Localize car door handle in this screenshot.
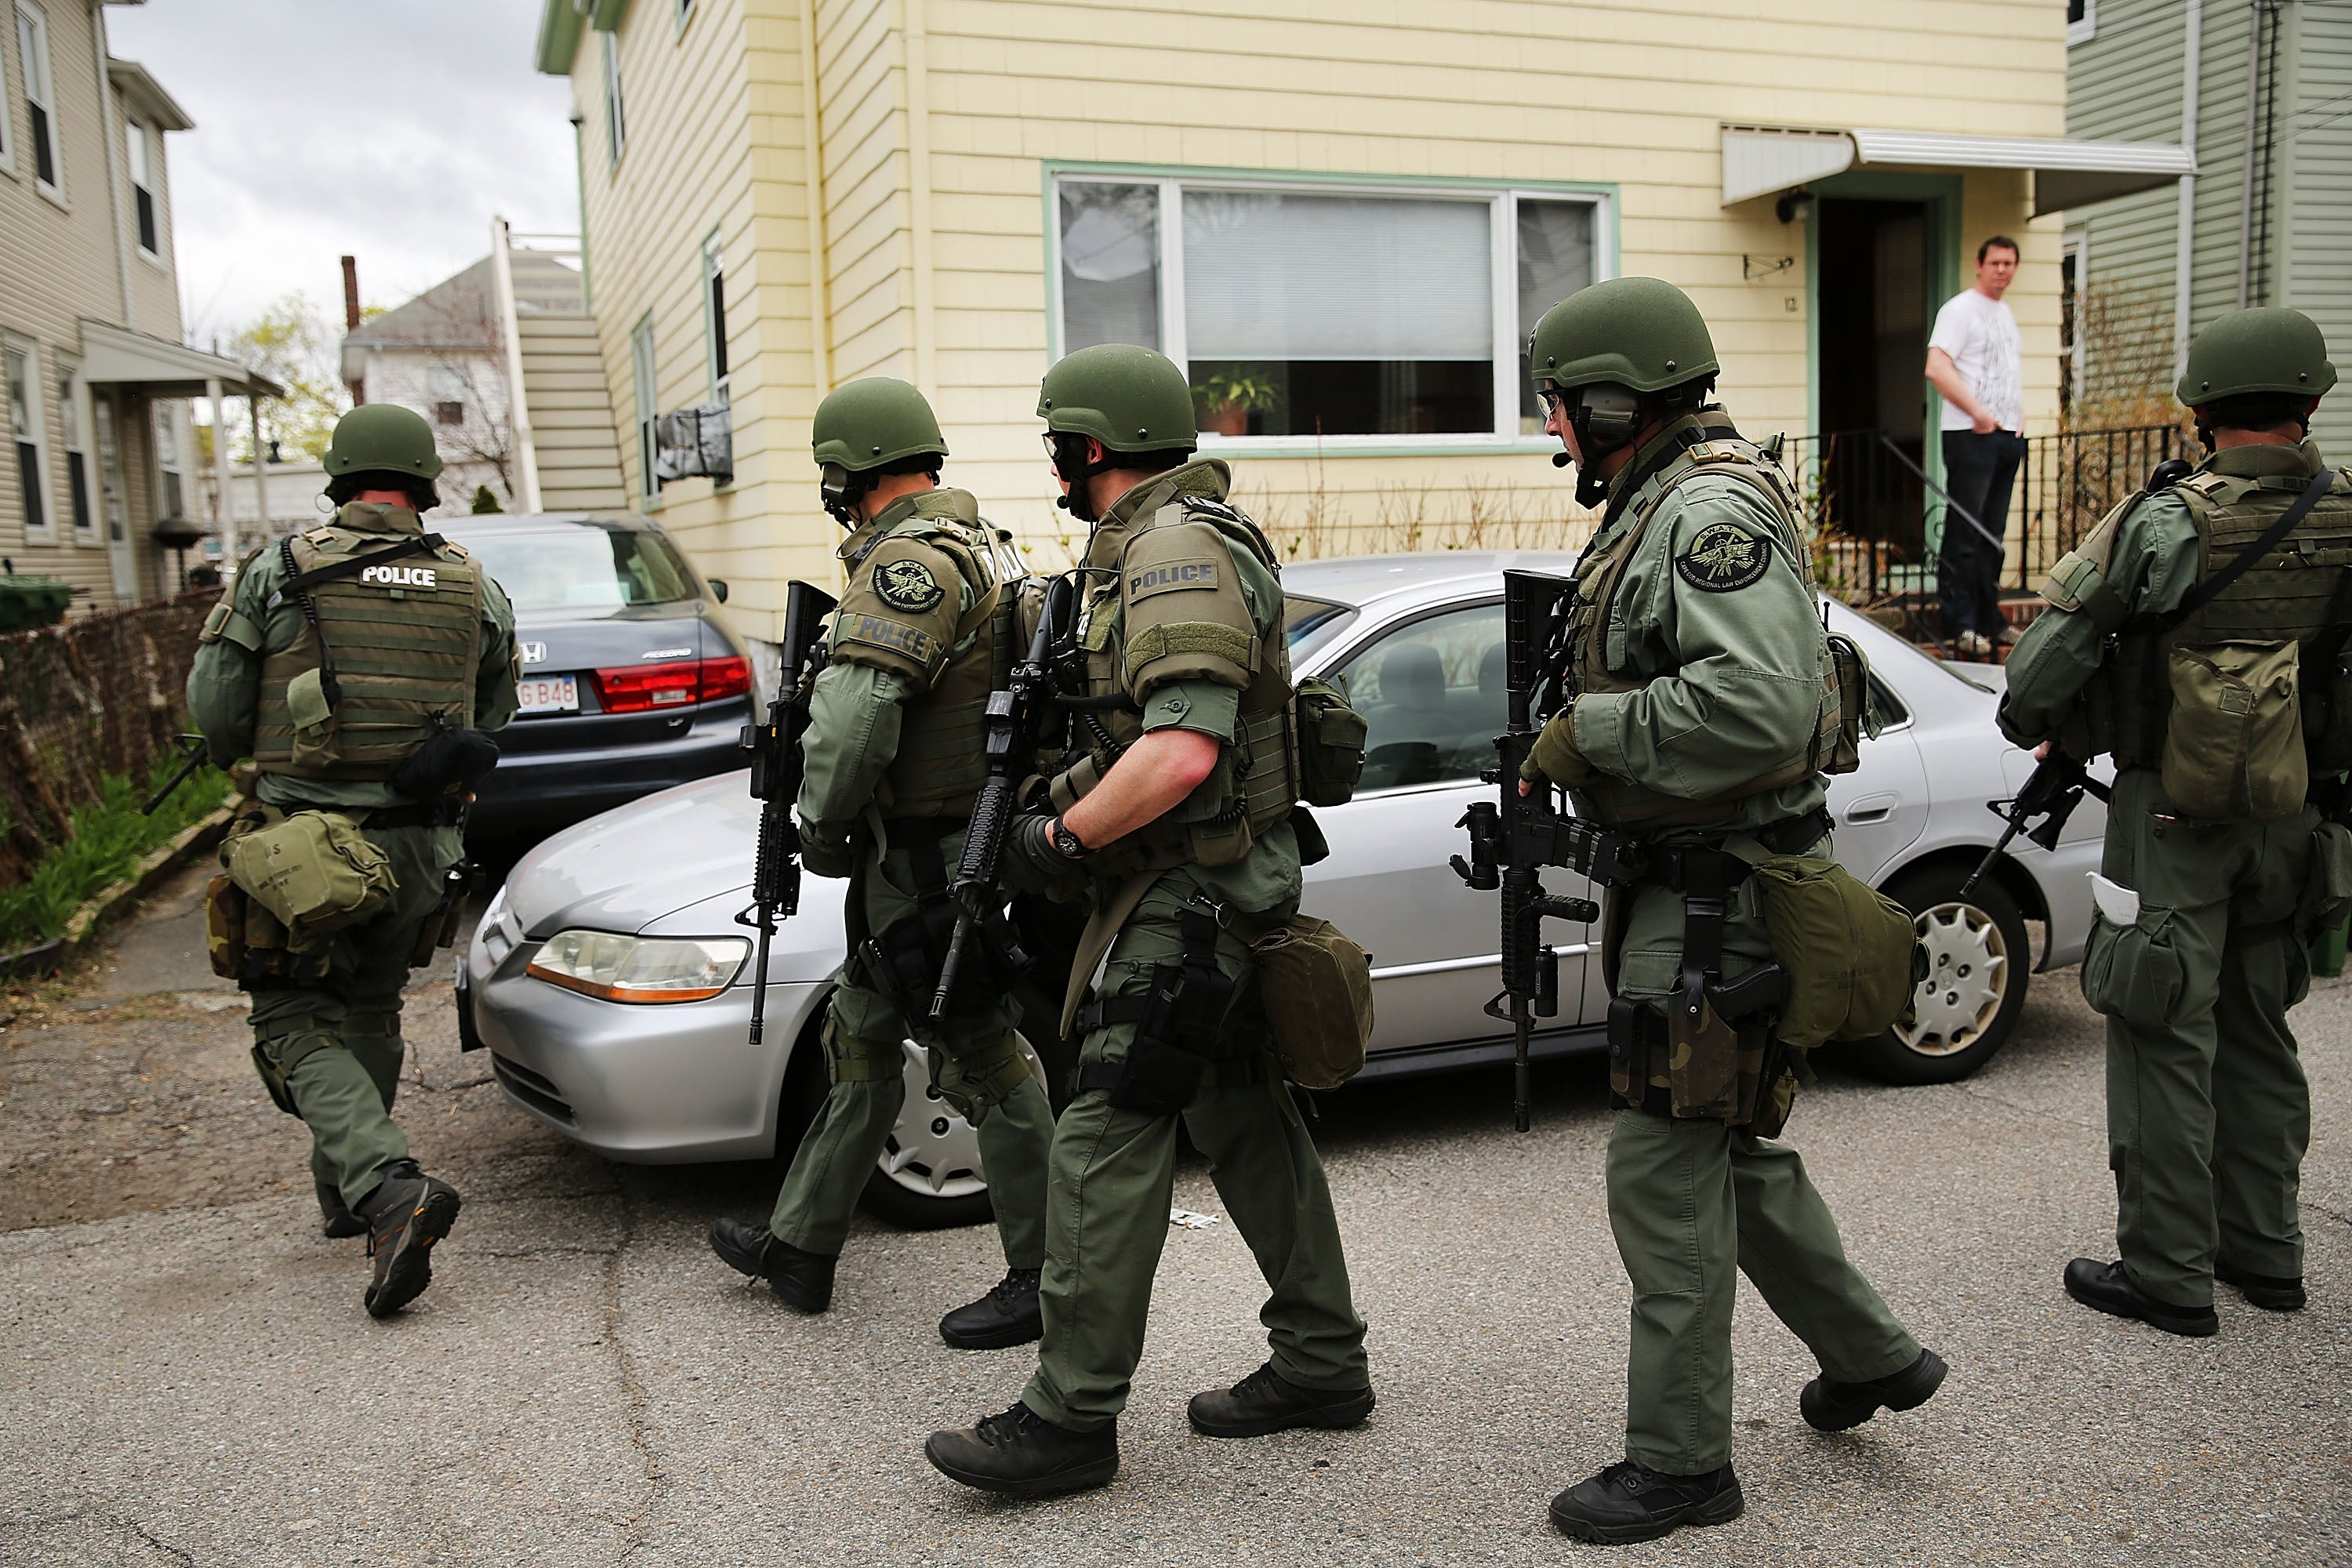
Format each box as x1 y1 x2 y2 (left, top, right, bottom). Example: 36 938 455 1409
1843 793 1898 826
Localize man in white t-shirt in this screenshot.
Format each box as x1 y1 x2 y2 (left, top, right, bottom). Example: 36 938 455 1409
1925 237 2024 657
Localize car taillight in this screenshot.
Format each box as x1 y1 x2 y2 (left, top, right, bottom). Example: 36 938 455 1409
591 655 750 713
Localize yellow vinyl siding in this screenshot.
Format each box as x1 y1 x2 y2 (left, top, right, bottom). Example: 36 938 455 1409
564 0 2069 637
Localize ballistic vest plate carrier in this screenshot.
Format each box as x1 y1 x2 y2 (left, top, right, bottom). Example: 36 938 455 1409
253 517 485 782
1566 423 1847 829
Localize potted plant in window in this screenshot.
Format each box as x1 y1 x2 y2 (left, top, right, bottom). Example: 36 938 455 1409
1192 368 1280 438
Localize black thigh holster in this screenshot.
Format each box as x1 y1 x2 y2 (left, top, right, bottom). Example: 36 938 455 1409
1068 908 1236 1116
848 818 1007 1047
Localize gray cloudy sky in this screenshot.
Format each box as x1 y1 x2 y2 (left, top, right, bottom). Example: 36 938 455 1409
106 0 579 343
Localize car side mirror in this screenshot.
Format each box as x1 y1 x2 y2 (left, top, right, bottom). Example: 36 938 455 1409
707 579 728 603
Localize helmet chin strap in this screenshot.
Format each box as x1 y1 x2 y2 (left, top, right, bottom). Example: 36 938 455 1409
819 462 868 527
1050 433 1107 523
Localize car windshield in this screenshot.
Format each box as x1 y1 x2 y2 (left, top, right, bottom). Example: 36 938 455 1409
460 524 700 616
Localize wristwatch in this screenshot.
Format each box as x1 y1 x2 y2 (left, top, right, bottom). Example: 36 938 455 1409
1047 816 1088 859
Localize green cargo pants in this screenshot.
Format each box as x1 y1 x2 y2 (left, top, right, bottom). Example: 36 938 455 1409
1607 854 1920 1475
246 821 462 1210
2082 768 2316 1308
768 822 1052 1269
1021 869 1369 1433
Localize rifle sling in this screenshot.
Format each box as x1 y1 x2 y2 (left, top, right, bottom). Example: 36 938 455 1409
2132 469 2334 761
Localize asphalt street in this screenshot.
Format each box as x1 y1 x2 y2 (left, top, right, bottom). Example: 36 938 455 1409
2 870 2346 1567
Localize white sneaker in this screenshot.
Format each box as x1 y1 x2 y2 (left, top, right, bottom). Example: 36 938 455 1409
1955 630 1994 659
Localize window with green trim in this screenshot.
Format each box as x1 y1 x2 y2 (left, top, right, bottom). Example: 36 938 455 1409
1053 173 1606 445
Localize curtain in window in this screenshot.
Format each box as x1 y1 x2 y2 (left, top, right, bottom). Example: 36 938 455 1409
1060 183 1160 352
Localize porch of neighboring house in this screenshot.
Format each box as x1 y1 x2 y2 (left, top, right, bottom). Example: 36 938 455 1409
489 221 627 516
66 321 281 601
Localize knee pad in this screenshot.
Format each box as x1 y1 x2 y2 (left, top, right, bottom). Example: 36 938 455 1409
933 1033 1033 1123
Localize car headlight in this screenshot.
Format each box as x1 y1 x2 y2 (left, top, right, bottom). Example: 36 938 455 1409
526 930 750 1004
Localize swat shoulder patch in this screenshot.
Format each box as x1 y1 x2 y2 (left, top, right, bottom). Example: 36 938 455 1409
872 558 945 613
1674 521 1770 594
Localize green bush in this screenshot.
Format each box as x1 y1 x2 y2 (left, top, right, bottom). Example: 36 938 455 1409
0 757 231 953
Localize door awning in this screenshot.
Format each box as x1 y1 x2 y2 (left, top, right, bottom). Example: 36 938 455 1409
75 321 284 399
1722 125 2197 217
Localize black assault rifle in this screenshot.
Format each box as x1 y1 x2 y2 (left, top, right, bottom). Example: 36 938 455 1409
929 573 1074 1021
1453 570 1648 1131
1957 749 2110 903
737 580 837 1049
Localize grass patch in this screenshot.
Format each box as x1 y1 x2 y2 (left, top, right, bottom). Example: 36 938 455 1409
0 757 231 953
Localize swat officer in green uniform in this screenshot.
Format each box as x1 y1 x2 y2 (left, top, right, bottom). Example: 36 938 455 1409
923 344 1372 1497
187 403 519 1318
705 377 1058 1349
2000 307 2340 1334
1516 279 1943 1544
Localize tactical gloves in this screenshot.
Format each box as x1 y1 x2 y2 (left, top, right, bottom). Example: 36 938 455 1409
1521 706 1592 787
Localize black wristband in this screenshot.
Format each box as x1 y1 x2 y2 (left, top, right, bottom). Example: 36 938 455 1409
1048 816 1087 859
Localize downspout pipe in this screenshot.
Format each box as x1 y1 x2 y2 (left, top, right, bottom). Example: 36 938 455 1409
2238 0 2266 310
2176 0 2203 372
491 216 545 513
89 2 135 332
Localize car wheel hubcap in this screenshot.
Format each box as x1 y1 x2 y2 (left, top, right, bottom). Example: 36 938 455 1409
1896 902 2008 1057
877 1036 1046 1200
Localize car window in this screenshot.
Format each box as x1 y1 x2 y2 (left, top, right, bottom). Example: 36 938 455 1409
1285 595 1356 663
1334 601 1505 791
1870 674 1909 728
461 524 699 615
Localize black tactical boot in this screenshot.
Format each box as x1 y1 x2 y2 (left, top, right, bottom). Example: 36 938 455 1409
706 1218 834 1313
355 1161 460 1319
316 1180 367 1240
2063 1258 2218 1338
924 1402 1118 1497
1549 1461 1744 1545
2216 1260 2306 1312
1799 1347 1948 1432
1187 1361 1376 1439
939 1268 1043 1349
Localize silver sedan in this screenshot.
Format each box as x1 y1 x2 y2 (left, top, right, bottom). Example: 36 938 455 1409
461 550 2103 1224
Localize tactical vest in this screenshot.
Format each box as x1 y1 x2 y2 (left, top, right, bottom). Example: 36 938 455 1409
2100 463 2352 777
253 518 485 782
840 494 1015 818
1566 426 1848 829
1059 492 1298 874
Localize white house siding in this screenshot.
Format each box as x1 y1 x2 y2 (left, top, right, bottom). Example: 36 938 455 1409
563 0 2067 638
2276 0 2352 456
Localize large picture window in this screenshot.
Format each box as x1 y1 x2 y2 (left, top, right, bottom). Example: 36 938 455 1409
1051 173 1607 446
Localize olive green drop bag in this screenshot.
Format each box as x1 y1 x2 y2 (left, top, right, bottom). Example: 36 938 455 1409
1745 855 1920 1051
1251 914 1374 1090
2161 639 2307 821
223 809 398 950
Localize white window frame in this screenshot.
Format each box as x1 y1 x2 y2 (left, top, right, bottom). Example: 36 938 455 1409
5 336 53 542
58 354 91 543
152 399 188 528
16 2 61 203
1047 170 1615 456
2067 0 2096 47
0 5 14 177
602 30 626 169
702 230 729 405
125 118 165 263
630 314 660 503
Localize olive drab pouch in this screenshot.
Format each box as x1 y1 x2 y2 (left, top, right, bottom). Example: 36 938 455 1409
1820 632 1878 775
1292 677 1369 807
2298 819 2352 937
2079 904 2187 1029
1744 853 1922 1050
2161 640 2307 821
284 666 340 771
1250 914 1374 1089
223 809 397 949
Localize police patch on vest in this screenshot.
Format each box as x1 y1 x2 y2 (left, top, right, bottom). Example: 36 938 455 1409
361 563 438 590
873 559 945 613
1674 522 1769 593
1127 559 1220 601
837 612 938 666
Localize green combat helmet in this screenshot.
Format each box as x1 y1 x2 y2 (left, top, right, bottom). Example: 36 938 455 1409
811 376 948 523
323 404 444 483
1037 343 1198 521
1529 276 1719 396
2177 307 2338 407
1037 343 1196 453
1529 277 1719 504
811 376 949 471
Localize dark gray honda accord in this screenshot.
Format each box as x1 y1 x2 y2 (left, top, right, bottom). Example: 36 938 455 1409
441 512 753 841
